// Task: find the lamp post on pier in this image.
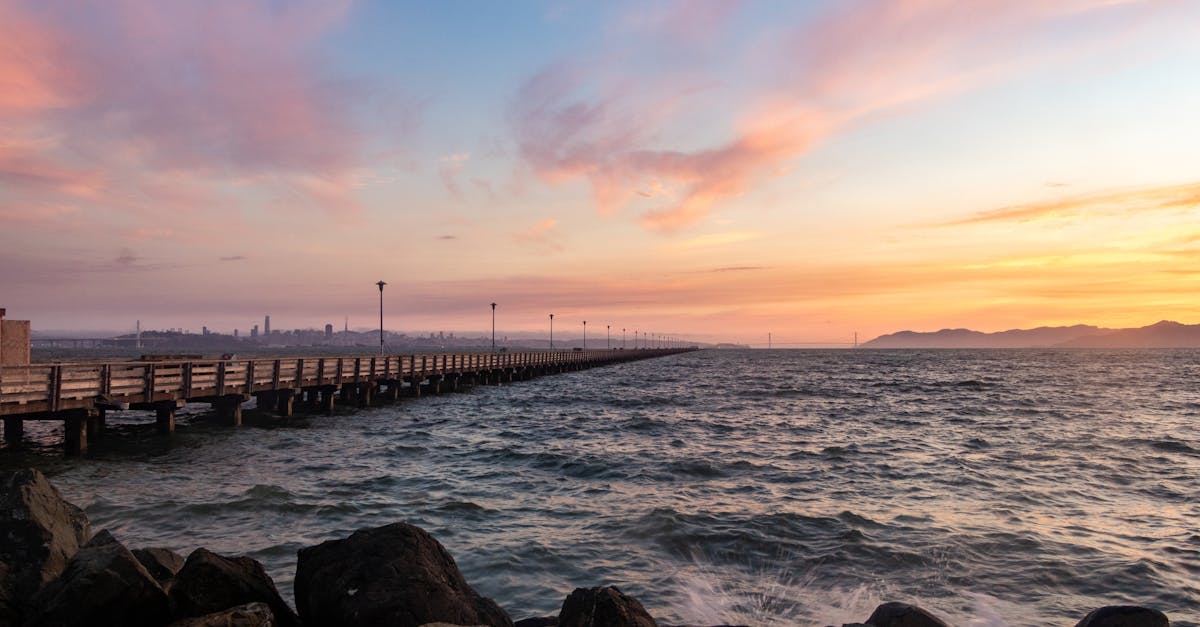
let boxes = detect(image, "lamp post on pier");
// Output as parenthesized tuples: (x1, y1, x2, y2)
(582, 320, 587, 349)
(491, 303, 497, 352)
(607, 324, 610, 349)
(376, 281, 387, 355)
(622, 328, 626, 349)
(549, 313, 554, 349)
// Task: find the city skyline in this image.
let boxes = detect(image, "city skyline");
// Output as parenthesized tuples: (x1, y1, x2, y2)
(3, 1, 1199, 344)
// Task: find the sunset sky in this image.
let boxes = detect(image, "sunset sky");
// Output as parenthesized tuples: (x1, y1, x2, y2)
(2, 0, 1199, 345)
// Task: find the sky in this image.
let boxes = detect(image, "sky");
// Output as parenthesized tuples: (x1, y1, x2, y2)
(2, 0, 1199, 345)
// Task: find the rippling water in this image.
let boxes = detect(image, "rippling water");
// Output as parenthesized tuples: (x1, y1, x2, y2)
(4, 350, 1199, 626)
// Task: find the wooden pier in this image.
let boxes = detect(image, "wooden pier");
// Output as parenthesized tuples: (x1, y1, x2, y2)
(0, 348, 695, 455)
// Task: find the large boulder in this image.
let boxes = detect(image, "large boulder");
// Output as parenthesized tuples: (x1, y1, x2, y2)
(864, 602, 950, 627)
(1075, 605, 1170, 627)
(558, 586, 657, 627)
(294, 522, 512, 627)
(167, 602, 276, 626)
(133, 547, 186, 591)
(168, 548, 298, 627)
(0, 469, 90, 619)
(0, 561, 13, 623)
(24, 529, 170, 627)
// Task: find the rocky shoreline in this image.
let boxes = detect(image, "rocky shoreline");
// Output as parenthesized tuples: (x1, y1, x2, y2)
(0, 469, 1174, 627)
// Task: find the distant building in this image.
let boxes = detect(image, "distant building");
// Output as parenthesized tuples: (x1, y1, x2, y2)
(0, 308, 31, 366)
(325, 323, 333, 340)
(264, 315, 271, 336)
(251, 325, 258, 339)
(234, 329, 239, 338)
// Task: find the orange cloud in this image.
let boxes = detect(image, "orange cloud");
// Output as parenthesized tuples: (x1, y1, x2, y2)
(940, 181, 1200, 227)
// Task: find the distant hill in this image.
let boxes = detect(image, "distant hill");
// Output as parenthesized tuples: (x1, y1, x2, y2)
(860, 321, 1200, 348)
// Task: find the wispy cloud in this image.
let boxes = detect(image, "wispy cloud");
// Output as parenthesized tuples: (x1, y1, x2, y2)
(219, 255, 247, 262)
(438, 153, 471, 200)
(939, 181, 1200, 227)
(510, 0, 1171, 233)
(512, 218, 564, 251)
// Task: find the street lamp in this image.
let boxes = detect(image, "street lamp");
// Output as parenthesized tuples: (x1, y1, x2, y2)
(549, 313, 554, 349)
(582, 320, 587, 349)
(622, 328, 626, 349)
(491, 303, 497, 352)
(607, 324, 610, 350)
(376, 281, 387, 355)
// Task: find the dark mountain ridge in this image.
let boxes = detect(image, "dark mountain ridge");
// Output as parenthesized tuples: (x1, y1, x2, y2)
(861, 320, 1200, 348)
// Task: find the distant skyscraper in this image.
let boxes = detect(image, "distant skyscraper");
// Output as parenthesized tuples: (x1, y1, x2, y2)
(234, 329, 239, 338)
(251, 325, 258, 339)
(264, 315, 270, 336)
(325, 323, 333, 339)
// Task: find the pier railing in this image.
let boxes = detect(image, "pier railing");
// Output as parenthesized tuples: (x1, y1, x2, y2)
(0, 348, 691, 417)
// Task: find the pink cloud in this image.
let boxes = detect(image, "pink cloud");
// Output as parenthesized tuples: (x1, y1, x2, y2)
(512, 218, 565, 251)
(0, 0, 367, 227)
(511, 0, 1174, 233)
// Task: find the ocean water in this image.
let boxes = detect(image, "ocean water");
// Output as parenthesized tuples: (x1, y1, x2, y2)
(3, 349, 1198, 626)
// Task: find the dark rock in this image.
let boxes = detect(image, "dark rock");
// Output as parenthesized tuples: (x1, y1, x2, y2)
(134, 547, 186, 591)
(0, 560, 13, 624)
(24, 529, 170, 627)
(0, 468, 90, 621)
(865, 602, 951, 627)
(294, 521, 512, 627)
(514, 618, 558, 627)
(169, 547, 298, 627)
(558, 586, 657, 627)
(166, 602, 276, 626)
(1075, 605, 1170, 627)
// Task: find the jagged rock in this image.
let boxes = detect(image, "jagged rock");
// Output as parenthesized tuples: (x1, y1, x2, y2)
(24, 529, 170, 627)
(294, 521, 512, 627)
(865, 602, 950, 627)
(134, 547, 186, 591)
(169, 548, 298, 627)
(514, 618, 558, 627)
(1075, 605, 1170, 627)
(167, 602, 276, 626)
(558, 586, 657, 627)
(0, 468, 91, 621)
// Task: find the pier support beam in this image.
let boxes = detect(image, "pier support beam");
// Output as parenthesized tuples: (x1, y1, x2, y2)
(382, 382, 400, 402)
(319, 388, 336, 416)
(255, 392, 277, 412)
(427, 376, 442, 395)
(64, 410, 88, 456)
(86, 410, 105, 441)
(155, 403, 175, 434)
(276, 389, 295, 418)
(214, 395, 244, 427)
(339, 383, 358, 405)
(357, 383, 374, 407)
(4, 417, 23, 446)
(407, 379, 421, 398)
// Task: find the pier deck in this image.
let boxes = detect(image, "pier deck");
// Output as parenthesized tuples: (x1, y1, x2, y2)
(1, 348, 695, 454)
